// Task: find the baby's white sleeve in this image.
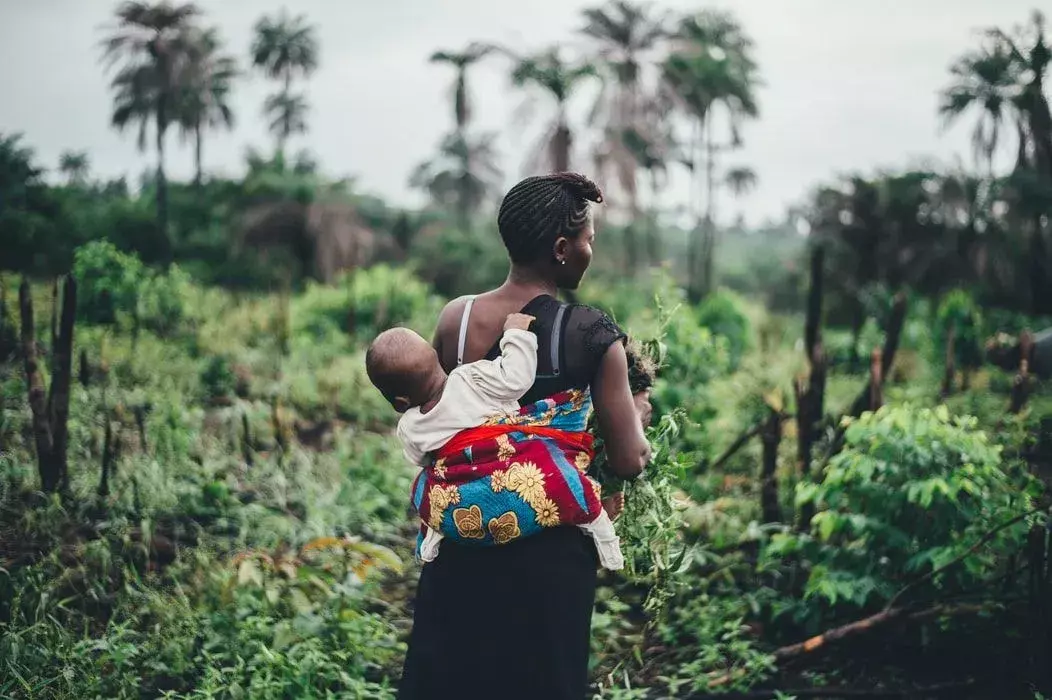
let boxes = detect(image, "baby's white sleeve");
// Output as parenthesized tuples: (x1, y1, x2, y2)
(396, 420, 430, 467)
(469, 329, 538, 402)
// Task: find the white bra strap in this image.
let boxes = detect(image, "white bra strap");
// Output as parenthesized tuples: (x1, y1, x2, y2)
(456, 296, 476, 367)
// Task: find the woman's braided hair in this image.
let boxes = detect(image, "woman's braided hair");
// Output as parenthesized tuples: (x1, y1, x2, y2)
(497, 172, 604, 264)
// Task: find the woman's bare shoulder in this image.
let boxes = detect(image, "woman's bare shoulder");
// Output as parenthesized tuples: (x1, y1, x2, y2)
(433, 294, 480, 353)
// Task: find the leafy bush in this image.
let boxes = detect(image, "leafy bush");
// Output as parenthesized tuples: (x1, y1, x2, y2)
(73, 240, 145, 326)
(409, 227, 508, 299)
(138, 263, 192, 335)
(935, 289, 984, 374)
(73, 241, 189, 335)
(695, 291, 751, 370)
(293, 265, 441, 343)
(200, 355, 237, 401)
(764, 405, 1034, 625)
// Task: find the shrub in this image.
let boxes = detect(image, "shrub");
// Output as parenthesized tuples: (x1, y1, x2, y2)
(696, 291, 751, 370)
(764, 405, 1035, 626)
(935, 289, 984, 374)
(409, 227, 507, 299)
(138, 263, 192, 335)
(73, 240, 145, 326)
(200, 355, 237, 401)
(293, 264, 442, 343)
(73, 241, 189, 335)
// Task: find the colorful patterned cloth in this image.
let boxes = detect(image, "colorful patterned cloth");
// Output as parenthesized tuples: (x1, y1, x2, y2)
(410, 389, 603, 552)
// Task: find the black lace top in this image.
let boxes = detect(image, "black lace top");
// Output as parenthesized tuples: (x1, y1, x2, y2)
(484, 294, 626, 405)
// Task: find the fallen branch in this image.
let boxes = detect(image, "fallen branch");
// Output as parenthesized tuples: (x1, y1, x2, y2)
(771, 602, 990, 664)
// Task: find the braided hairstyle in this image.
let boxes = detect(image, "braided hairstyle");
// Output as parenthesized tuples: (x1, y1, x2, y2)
(497, 172, 604, 264)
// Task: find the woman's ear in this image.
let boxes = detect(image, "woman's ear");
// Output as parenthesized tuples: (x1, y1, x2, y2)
(552, 236, 570, 264)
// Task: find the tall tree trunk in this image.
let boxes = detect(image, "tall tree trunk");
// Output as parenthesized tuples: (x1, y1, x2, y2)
(702, 114, 718, 298)
(796, 246, 826, 531)
(552, 120, 572, 173)
(647, 171, 663, 266)
(455, 71, 468, 131)
(155, 110, 169, 245)
(194, 119, 204, 187)
(687, 119, 704, 302)
(760, 406, 782, 524)
(1031, 215, 1050, 315)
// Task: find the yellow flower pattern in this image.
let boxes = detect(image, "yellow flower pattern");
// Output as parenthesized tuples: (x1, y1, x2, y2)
(496, 434, 516, 462)
(432, 458, 447, 479)
(488, 512, 521, 545)
(427, 484, 460, 529)
(574, 451, 591, 474)
(533, 497, 560, 527)
(452, 505, 486, 539)
(503, 462, 546, 508)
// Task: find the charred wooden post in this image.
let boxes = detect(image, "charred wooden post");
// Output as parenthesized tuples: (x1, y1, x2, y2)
(241, 410, 254, 467)
(271, 396, 288, 456)
(1011, 331, 1034, 414)
(97, 415, 120, 498)
(20, 280, 57, 492)
(941, 325, 956, 398)
(49, 276, 76, 492)
(0, 279, 16, 361)
(132, 404, 148, 452)
(19, 276, 77, 493)
(78, 348, 91, 387)
(760, 406, 783, 524)
(796, 246, 827, 530)
(869, 348, 884, 411)
(847, 292, 907, 420)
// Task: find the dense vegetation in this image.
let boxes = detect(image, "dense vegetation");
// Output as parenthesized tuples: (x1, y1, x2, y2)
(2, 2, 1052, 699)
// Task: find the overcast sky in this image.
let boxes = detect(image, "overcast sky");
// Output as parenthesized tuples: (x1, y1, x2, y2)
(0, 1, 1039, 225)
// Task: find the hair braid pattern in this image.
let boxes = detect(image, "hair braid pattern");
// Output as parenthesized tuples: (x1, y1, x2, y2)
(497, 172, 604, 264)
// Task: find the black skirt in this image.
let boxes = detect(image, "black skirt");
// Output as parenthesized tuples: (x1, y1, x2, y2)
(398, 526, 598, 700)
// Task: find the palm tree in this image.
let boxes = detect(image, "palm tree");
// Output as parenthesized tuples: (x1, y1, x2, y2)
(101, 1, 201, 237)
(426, 42, 498, 227)
(263, 91, 309, 153)
(251, 11, 318, 156)
(178, 26, 237, 185)
(58, 151, 90, 185)
(973, 12, 1052, 312)
(410, 131, 503, 224)
(511, 48, 599, 173)
(430, 43, 495, 132)
(724, 165, 757, 219)
(580, 1, 667, 216)
(663, 10, 759, 300)
(939, 43, 1021, 177)
(987, 12, 1052, 178)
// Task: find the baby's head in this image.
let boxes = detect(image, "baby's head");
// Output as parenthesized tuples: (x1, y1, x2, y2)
(366, 327, 444, 413)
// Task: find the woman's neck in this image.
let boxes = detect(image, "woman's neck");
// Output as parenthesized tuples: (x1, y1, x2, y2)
(503, 264, 558, 300)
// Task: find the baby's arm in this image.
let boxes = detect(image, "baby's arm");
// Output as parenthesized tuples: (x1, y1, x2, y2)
(470, 314, 538, 402)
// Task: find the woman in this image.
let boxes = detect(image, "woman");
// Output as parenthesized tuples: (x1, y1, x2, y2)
(398, 172, 652, 700)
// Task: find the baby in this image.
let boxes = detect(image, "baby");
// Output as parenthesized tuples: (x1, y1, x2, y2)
(366, 313, 623, 569)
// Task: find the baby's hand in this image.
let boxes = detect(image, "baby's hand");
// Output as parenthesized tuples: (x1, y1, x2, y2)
(504, 313, 536, 333)
(602, 493, 625, 521)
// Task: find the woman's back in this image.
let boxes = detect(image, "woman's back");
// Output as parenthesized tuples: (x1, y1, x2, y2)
(437, 292, 624, 404)
(399, 293, 625, 700)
